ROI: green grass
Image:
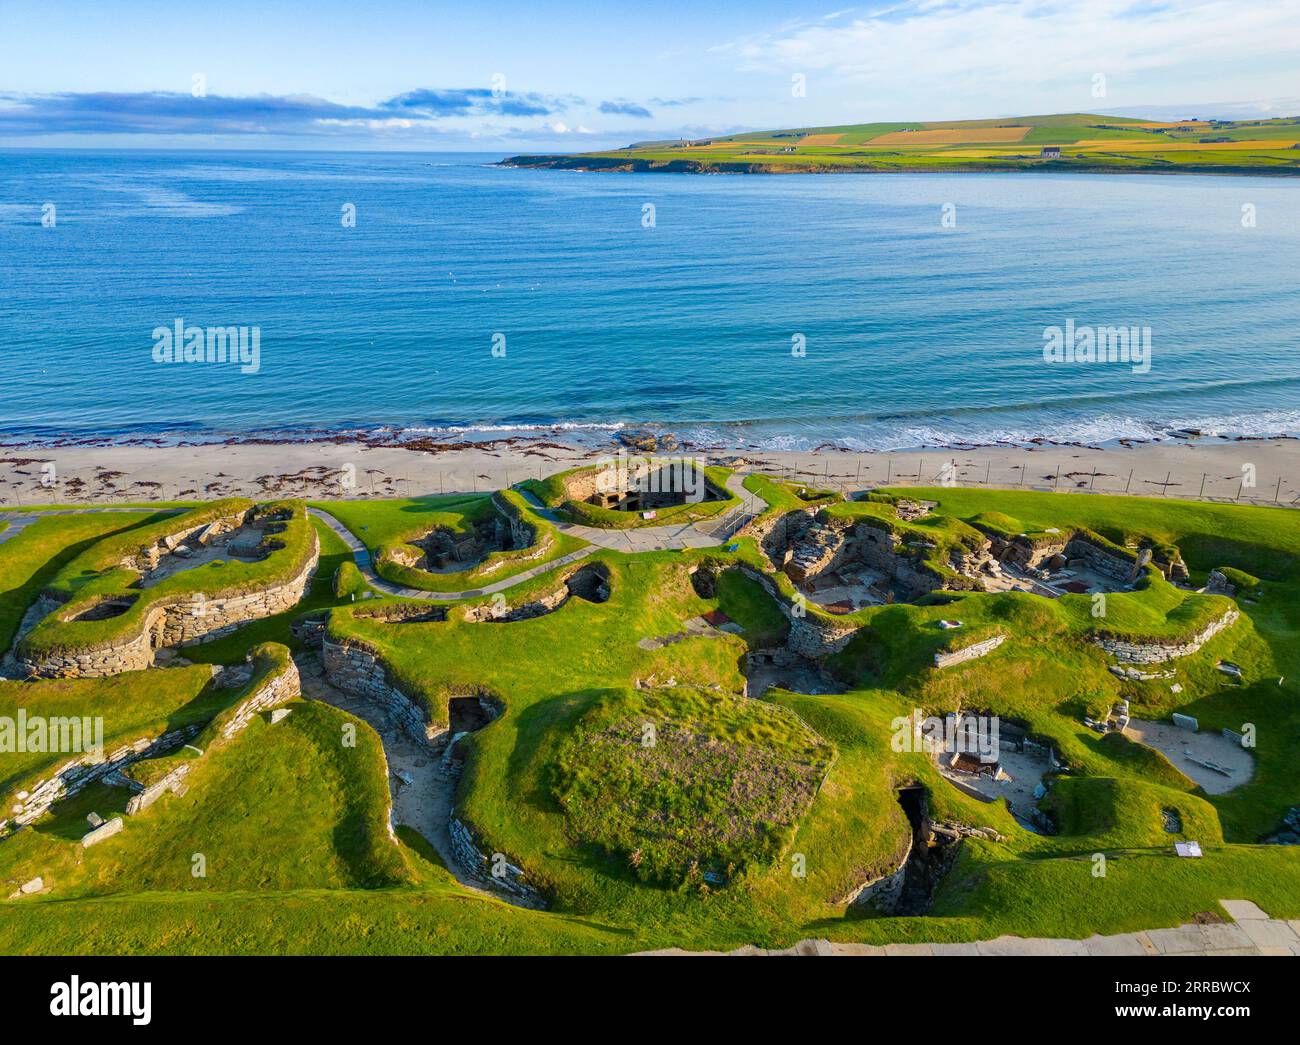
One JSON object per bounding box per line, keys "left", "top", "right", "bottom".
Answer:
{"left": 312, "top": 490, "right": 586, "bottom": 592}
{"left": 5, "top": 485, "right": 1300, "bottom": 953}
{"left": 0, "top": 699, "right": 410, "bottom": 899}
{"left": 19, "top": 500, "right": 318, "bottom": 659}
{"left": 552, "top": 686, "right": 833, "bottom": 886}
{"left": 504, "top": 112, "right": 1300, "bottom": 176}
{"left": 0, "top": 666, "right": 229, "bottom": 803}
{"left": 0, "top": 510, "right": 169, "bottom": 650}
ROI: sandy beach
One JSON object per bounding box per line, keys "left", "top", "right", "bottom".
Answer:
{"left": 4, "top": 434, "right": 1300, "bottom": 510}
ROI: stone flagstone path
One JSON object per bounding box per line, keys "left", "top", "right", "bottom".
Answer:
{"left": 637, "top": 901, "right": 1300, "bottom": 956}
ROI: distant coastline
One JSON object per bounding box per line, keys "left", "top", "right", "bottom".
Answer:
{"left": 503, "top": 109, "right": 1300, "bottom": 177}
{"left": 501, "top": 154, "right": 1300, "bottom": 176}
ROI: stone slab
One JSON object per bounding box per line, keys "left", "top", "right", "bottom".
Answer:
{"left": 81, "top": 816, "right": 123, "bottom": 848}
{"left": 1237, "top": 919, "right": 1298, "bottom": 949}
{"left": 1219, "top": 898, "right": 1269, "bottom": 920}
{"left": 1084, "top": 933, "right": 1150, "bottom": 956}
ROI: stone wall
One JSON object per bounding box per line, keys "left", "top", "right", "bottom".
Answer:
{"left": 1093, "top": 608, "right": 1239, "bottom": 664}
{"left": 730, "top": 564, "right": 858, "bottom": 657}
{"left": 934, "top": 633, "right": 1005, "bottom": 669}
{"left": 1, "top": 721, "right": 203, "bottom": 833}
{"left": 448, "top": 816, "right": 544, "bottom": 905}
{"left": 322, "top": 636, "right": 441, "bottom": 743}
{"left": 17, "top": 526, "right": 319, "bottom": 679}
{"left": 460, "top": 563, "right": 610, "bottom": 623}
{"left": 217, "top": 655, "right": 300, "bottom": 740}
{"left": 845, "top": 832, "right": 912, "bottom": 910}
{"left": 851, "top": 525, "right": 950, "bottom": 599}
{"left": 1, "top": 646, "right": 302, "bottom": 837}
{"left": 473, "top": 494, "right": 556, "bottom": 578}
{"left": 124, "top": 763, "right": 191, "bottom": 815}
{"left": 118, "top": 510, "right": 247, "bottom": 573}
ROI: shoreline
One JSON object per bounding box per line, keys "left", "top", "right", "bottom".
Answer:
{"left": 4, "top": 432, "right": 1299, "bottom": 509}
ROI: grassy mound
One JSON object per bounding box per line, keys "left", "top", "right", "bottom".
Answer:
{"left": 314, "top": 490, "right": 583, "bottom": 592}
{"left": 523, "top": 463, "right": 738, "bottom": 529}
{"left": 0, "top": 699, "right": 409, "bottom": 898}
{"left": 552, "top": 687, "right": 833, "bottom": 887}
{"left": 19, "top": 500, "right": 317, "bottom": 659}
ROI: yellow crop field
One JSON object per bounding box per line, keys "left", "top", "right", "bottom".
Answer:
{"left": 797, "top": 133, "right": 844, "bottom": 146}
{"left": 1073, "top": 138, "right": 1298, "bottom": 151}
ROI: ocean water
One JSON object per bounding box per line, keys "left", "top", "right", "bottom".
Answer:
{"left": 1, "top": 149, "right": 1298, "bottom": 450}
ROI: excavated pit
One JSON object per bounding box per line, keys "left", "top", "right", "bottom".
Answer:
{"left": 745, "top": 649, "right": 845, "bottom": 697}
{"left": 353, "top": 603, "right": 448, "bottom": 625}
{"left": 68, "top": 594, "right": 139, "bottom": 622}
{"left": 135, "top": 517, "right": 284, "bottom": 589}
{"left": 858, "top": 786, "right": 961, "bottom": 916}
{"left": 405, "top": 515, "right": 525, "bottom": 573}
{"left": 465, "top": 563, "right": 611, "bottom": 623}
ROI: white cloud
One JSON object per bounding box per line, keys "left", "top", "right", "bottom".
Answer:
{"left": 315, "top": 117, "right": 413, "bottom": 130}
{"left": 714, "top": 1, "right": 1300, "bottom": 115}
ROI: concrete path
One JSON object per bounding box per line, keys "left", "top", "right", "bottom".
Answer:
{"left": 308, "top": 472, "right": 764, "bottom": 601}
{"left": 637, "top": 900, "right": 1300, "bottom": 956}
{"left": 0, "top": 506, "right": 182, "bottom": 546}
{"left": 306, "top": 507, "right": 597, "bottom": 602}
{"left": 516, "top": 470, "right": 762, "bottom": 553}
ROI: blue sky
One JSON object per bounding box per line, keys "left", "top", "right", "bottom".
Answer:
{"left": 2, "top": 0, "right": 1298, "bottom": 149}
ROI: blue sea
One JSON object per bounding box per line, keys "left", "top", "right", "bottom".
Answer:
{"left": 1, "top": 149, "right": 1298, "bottom": 451}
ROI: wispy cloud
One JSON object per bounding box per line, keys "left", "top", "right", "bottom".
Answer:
{"left": 713, "top": 0, "right": 1300, "bottom": 114}
{"left": 0, "top": 87, "right": 577, "bottom": 137}
{"left": 599, "top": 99, "right": 653, "bottom": 118}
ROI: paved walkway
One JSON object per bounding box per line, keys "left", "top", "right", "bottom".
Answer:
{"left": 307, "top": 507, "right": 597, "bottom": 601}
{"left": 516, "top": 471, "right": 762, "bottom": 553}
{"left": 309, "top": 473, "right": 764, "bottom": 601}
{"left": 638, "top": 901, "right": 1300, "bottom": 956}
{"left": 0, "top": 506, "right": 182, "bottom": 547}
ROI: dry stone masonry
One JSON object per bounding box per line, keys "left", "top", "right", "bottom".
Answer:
{"left": 934, "top": 634, "right": 1006, "bottom": 669}
{"left": 16, "top": 514, "right": 319, "bottom": 678}
{"left": 322, "top": 636, "right": 441, "bottom": 743}
{"left": 1093, "top": 608, "right": 1240, "bottom": 664}
{"left": 2, "top": 721, "right": 203, "bottom": 834}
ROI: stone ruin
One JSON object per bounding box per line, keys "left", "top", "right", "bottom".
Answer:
{"left": 127, "top": 504, "right": 293, "bottom": 588}
{"left": 383, "top": 493, "right": 555, "bottom": 580}
{"left": 747, "top": 510, "right": 980, "bottom": 613}
{"left": 847, "top": 786, "right": 1000, "bottom": 915}
{"left": 392, "top": 516, "right": 518, "bottom": 573}
{"left": 562, "top": 458, "right": 727, "bottom": 514}
{"left": 747, "top": 505, "right": 1163, "bottom": 614}
{"left": 461, "top": 562, "right": 611, "bottom": 623}
{"left": 351, "top": 602, "right": 449, "bottom": 625}
{"left": 13, "top": 506, "right": 319, "bottom": 679}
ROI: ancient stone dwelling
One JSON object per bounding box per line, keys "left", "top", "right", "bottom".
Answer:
{"left": 14, "top": 505, "right": 319, "bottom": 679}
{"left": 399, "top": 516, "right": 512, "bottom": 571}
{"left": 385, "top": 493, "right": 551, "bottom": 577}
{"left": 563, "top": 459, "right": 726, "bottom": 513}
{"left": 751, "top": 499, "right": 1170, "bottom": 611}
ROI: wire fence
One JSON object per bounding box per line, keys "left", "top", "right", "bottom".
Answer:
{"left": 768, "top": 455, "right": 1300, "bottom": 509}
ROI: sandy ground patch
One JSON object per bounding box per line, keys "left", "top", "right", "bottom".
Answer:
{"left": 1125, "top": 719, "right": 1254, "bottom": 794}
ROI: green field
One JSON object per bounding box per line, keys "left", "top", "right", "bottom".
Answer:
{"left": 504, "top": 111, "right": 1300, "bottom": 176}
{"left": 2, "top": 483, "right": 1298, "bottom": 954}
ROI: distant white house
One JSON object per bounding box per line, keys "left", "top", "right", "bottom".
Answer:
{"left": 1040, "top": 146, "right": 1062, "bottom": 159}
